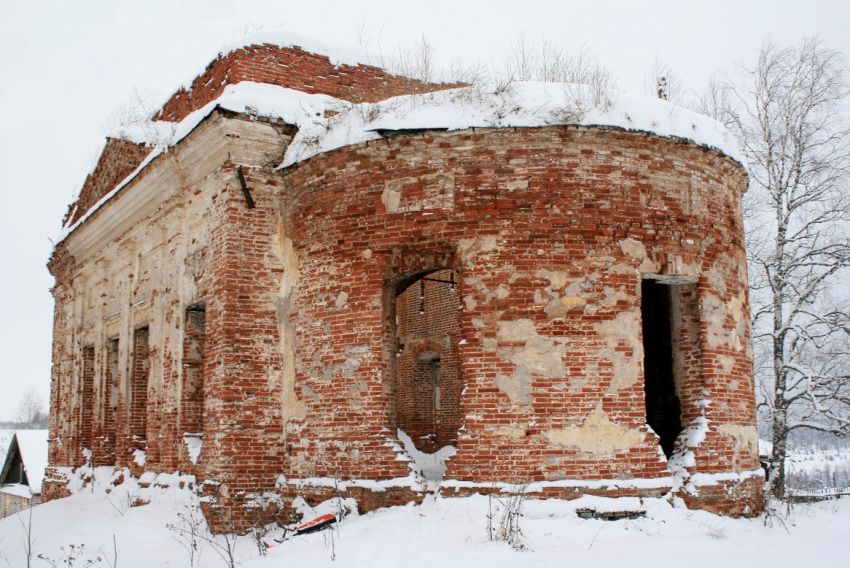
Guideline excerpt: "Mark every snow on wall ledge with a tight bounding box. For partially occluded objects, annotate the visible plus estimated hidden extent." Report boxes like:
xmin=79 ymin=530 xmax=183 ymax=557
xmin=57 ymin=80 xmax=742 ymax=243
xmin=282 ymin=81 xmax=744 ymax=167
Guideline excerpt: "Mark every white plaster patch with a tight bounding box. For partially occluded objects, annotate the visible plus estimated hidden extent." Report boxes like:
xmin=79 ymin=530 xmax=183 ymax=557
xmin=597 ymin=310 xmax=643 ymax=393
xmin=381 ymin=185 xmax=400 ymax=213
xmin=544 ymin=295 xmax=586 ymax=318
xmin=718 ymin=355 xmax=735 ymax=374
xmin=495 ymin=371 xmax=532 ymax=405
xmin=601 ymin=286 xmax=629 ymax=308
xmin=618 ymin=238 xmax=656 ymax=273
xmin=274 ymin=218 xmax=307 ymax=425
xmin=493 ymin=426 xmax=528 ymax=439
xmin=505 ymin=179 xmax=529 ymax=191
xmin=458 ymin=235 xmax=499 ymax=265
xmin=535 ymin=268 xmax=569 ymax=289
xmin=703 ymin=291 xmax=747 ymax=351
xmin=544 ymin=403 xmax=643 ymax=455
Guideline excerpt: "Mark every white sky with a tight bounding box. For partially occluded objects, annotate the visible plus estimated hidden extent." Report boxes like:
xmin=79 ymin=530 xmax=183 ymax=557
xmin=0 ymin=0 xmax=848 ymax=420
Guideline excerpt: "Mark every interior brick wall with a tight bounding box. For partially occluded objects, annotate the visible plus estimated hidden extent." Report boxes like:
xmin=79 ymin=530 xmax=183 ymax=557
xmin=129 ymin=328 xmax=150 ymax=453
xmin=79 ymin=346 xmax=95 ymax=455
xmin=395 ymin=269 xmax=463 ymax=452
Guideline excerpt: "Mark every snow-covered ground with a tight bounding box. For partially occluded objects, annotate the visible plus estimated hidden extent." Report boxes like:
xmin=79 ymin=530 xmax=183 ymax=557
xmin=0 ymin=466 xmax=848 ymax=568
xmin=786 ymin=446 xmax=850 ymax=494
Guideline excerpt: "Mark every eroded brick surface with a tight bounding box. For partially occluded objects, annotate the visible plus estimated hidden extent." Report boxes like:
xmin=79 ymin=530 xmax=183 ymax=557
xmin=63 ymin=138 xmax=152 ymax=228
xmin=45 ymin=47 xmax=763 ymax=533
xmin=155 ymin=44 xmax=458 ymax=122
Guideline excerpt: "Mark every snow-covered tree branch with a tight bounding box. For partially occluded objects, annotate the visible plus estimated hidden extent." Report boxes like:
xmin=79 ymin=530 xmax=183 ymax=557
xmin=722 ymin=37 xmax=850 ymax=498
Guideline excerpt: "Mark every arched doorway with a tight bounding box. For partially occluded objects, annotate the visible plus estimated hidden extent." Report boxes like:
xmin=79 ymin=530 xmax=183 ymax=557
xmin=392 ymin=268 xmax=462 ymax=453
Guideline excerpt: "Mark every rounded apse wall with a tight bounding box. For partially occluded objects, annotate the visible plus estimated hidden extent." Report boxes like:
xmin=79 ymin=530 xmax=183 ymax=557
xmin=279 ymin=125 xmax=758 ymax=506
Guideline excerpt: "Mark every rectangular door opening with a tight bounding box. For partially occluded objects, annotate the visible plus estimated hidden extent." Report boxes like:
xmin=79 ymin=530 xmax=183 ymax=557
xmin=641 ymin=279 xmax=683 ymax=458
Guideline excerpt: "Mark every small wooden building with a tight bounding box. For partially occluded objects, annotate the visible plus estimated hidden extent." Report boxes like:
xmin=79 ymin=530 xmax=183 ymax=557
xmin=0 ymin=430 xmax=48 ymax=518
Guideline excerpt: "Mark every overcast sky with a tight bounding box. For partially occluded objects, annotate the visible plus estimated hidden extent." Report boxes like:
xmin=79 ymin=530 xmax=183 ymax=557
xmin=0 ymin=0 xmax=847 ymax=421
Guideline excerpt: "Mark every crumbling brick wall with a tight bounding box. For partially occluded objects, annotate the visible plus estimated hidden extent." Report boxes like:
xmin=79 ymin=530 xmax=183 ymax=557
xmin=279 ymin=125 xmax=761 ymax=512
xmin=62 ymin=138 xmax=151 ymax=228
xmin=155 ymin=43 xmax=459 ymax=122
xmin=45 ymin=47 xmax=763 ymax=529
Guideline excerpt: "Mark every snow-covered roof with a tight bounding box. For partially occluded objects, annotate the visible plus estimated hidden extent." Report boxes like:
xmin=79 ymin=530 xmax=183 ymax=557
xmin=59 ymin=80 xmax=743 ymax=244
xmin=282 ymin=80 xmax=744 ymax=167
xmin=0 ymin=430 xmax=49 ymax=495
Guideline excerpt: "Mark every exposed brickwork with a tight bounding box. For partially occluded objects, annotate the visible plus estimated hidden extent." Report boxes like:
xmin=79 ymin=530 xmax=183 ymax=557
xmin=79 ymin=346 xmax=95 ymax=453
xmin=129 ymin=327 xmax=150 ymax=454
xmin=45 ymin=42 xmax=763 ymax=534
xmin=63 ymin=138 xmax=151 ymax=227
xmin=278 ymin=126 xmax=761 ymax=512
xmin=395 ymin=269 xmax=463 ymax=452
xmin=679 ymin=475 xmax=764 ymax=516
xmin=155 ymin=44 xmax=459 ymax=122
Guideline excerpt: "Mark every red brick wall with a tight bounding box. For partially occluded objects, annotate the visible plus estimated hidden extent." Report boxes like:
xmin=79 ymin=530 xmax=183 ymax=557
xmin=129 ymin=327 xmax=150 ymax=452
xmin=45 ymin=120 xmax=762 ymax=526
xmin=279 ymin=125 xmax=759 ymax=505
xmin=197 ymin=165 xmax=288 ymax=526
xmin=63 ymin=138 xmax=151 ymax=228
xmin=395 ymin=269 xmax=463 ymax=452
xmin=156 ymin=44 xmax=458 ymax=122
xmin=79 ymin=346 xmax=95 ymax=454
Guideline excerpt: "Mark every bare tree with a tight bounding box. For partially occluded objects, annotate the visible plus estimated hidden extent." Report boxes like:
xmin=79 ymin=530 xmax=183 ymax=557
xmin=496 ymin=35 xmax=616 ymax=114
xmin=14 ymin=387 xmax=47 ymax=428
xmin=389 ymin=35 xmax=436 ymax=83
xmin=723 ymin=38 xmax=850 ymax=497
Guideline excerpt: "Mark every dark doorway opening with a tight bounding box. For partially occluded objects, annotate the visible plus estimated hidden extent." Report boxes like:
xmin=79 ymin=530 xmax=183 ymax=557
xmin=641 ymin=279 xmax=683 ymax=458
xmin=392 ymin=269 xmax=462 ymax=453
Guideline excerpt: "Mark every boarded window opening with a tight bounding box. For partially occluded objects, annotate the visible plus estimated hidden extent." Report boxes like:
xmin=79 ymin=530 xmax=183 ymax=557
xmin=130 ymin=327 xmax=150 ymax=445
xmin=392 ymin=269 xmax=462 ymax=454
xmin=641 ymin=279 xmax=683 ymax=458
xmin=182 ymin=304 xmax=206 ymax=438
xmin=80 ymin=346 xmax=95 ymax=452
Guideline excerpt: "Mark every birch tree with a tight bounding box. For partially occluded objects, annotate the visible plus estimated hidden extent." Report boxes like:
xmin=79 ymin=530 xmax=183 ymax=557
xmin=724 ymin=38 xmax=850 ymax=497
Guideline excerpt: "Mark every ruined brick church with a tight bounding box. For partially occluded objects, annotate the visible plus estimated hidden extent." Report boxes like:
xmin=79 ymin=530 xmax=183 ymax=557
xmin=44 ymin=32 xmax=764 ymax=531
